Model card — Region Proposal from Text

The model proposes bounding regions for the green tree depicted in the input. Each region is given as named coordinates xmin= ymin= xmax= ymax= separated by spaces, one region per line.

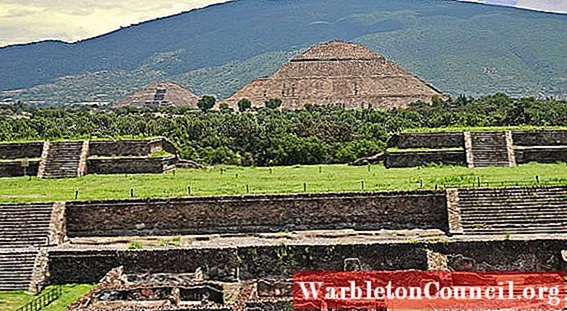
xmin=265 ymin=98 xmax=282 ymax=109
xmin=219 ymin=103 xmax=234 ymax=114
xmin=238 ymin=98 xmax=252 ymax=112
xmin=197 ymin=95 xmax=216 ymax=112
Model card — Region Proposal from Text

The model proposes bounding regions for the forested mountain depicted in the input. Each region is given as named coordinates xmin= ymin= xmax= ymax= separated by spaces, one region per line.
xmin=0 ymin=0 xmax=566 ymax=105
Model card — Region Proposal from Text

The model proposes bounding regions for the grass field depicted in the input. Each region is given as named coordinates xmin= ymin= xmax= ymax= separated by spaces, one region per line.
xmin=0 ymin=284 xmax=93 ymax=311
xmin=0 ymin=163 xmax=566 ymax=203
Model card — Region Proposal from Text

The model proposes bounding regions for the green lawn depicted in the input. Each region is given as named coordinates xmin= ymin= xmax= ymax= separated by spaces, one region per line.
xmin=0 ymin=284 xmax=93 ymax=311
xmin=0 ymin=163 xmax=566 ymax=203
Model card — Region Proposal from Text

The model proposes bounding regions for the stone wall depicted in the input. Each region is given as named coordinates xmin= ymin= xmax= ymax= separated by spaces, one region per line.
xmin=88 ymin=140 xmax=156 ymax=157
xmin=237 ymin=243 xmax=429 ymax=280
xmin=0 ymin=142 xmax=43 ymax=159
xmin=512 ymin=130 xmax=567 ymax=146
xmin=385 ymin=150 xmax=466 ymax=168
xmin=47 ymin=248 xmax=238 ymax=284
xmin=514 ymin=147 xmax=567 ymax=164
xmin=0 ymin=160 xmax=39 ymax=177
xmin=47 ymin=239 xmax=566 ymax=285
xmin=431 ymin=239 xmax=567 ymax=271
xmin=87 ymin=156 xmax=176 ymax=175
xmin=65 ymin=190 xmax=449 ymax=237
xmin=388 ymin=132 xmax=464 ymax=149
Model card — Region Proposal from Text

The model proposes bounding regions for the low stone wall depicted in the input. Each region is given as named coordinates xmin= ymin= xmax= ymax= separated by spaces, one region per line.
xmin=0 ymin=142 xmax=43 ymax=159
xmin=431 ymin=239 xmax=567 ymax=271
xmin=0 ymin=160 xmax=39 ymax=177
xmin=47 ymin=239 xmax=566 ymax=285
xmin=513 ymin=130 xmax=567 ymax=146
xmin=388 ymin=132 xmax=464 ymax=149
xmin=47 ymin=248 xmax=238 ymax=284
xmin=88 ymin=140 xmax=156 ymax=157
xmin=385 ymin=150 xmax=466 ymax=168
xmin=515 ymin=147 xmax=567 ymax=164
xmin=87 ymin=156 xmax=175 ymax=175
xmin=237 ymin=243 xmax=429 ymax=280
xmin=65 ymin=190 xmax=449 ymax=237
xmin=87 ymin=156 xmax=175 ymax=174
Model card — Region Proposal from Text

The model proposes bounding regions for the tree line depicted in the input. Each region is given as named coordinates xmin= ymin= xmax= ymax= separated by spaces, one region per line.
xmin=1 ymin=94 xmax=566 ymax=166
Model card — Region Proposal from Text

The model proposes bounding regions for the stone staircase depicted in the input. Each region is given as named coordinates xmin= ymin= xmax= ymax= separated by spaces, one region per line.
xmin=458 ymin=187 xmax=567 ymax=235
xmin=38 ymin=141 xmax=87 ymax=178
xmin=0 ymin=248 xmax=39 ymax=290
xmin=468 ymin=131 xmax=514 ymax=168
xmin=0 ymin=203 xmax=53 ymax=248
xmin=0 ymin=203 xmax=54 ymax=291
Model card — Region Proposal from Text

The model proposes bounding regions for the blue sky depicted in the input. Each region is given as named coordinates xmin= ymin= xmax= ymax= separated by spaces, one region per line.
xmin=0 ymin=0 xmax=565 ymax=47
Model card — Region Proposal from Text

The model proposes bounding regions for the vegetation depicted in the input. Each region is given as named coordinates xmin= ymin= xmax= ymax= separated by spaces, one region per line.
xmin=0 ymin=94 xmax=566 ymax=166
xmin=127 ymin=240 xmax=144 ymax=249
xmin=238 ymin=98 xmax=252 ymax=112
xmin=1 ymin=0 xmax=566 ymax=105
xmin=197 ymin=95 xmax=216 ymax=112
xmin=0 ymin=284 xmax=94 ymax=311
xmin=0 ymin=163 xmax=565 ymax=203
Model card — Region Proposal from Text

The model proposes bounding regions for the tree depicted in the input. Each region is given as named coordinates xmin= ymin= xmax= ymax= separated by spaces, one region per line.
xmin=265 ymin=98 xmax=282 ymax=109
xmin=197 ymin=95 xmax=216 ymax=112
xmin=219 ymin=103 xmax=234 ymax=114
xmin=237 ymin=98 xmax=252 ymax=112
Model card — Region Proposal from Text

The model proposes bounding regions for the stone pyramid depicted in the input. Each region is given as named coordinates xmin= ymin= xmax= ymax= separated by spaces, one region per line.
xmin=116 ymin=81 xmax=199 ymax=108
xmin=221 ymin=40 xmax=447 ymax=109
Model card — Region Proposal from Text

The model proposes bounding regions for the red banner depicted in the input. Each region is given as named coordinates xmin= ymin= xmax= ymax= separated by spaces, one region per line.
xmin=293 ymin=271 xmax=565 ymax=310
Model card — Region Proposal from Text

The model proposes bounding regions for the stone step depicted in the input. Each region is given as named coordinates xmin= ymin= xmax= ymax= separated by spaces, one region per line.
xmin=462 ymin=211 xmax=567 ymax=217
xmin=459 ymin=192 xmax=567 ymax=198
xmin=462 ymin=219 xmax=567 ymax=226
xmin=460 ymin=203 xmax=567 ymax=209
xmin=462 ymin=227 xmax=567 ymax=234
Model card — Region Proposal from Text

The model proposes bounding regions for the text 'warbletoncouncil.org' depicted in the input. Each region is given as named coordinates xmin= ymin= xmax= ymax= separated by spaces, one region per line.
xmin=293 ymin=271 xmax=565 ymax=310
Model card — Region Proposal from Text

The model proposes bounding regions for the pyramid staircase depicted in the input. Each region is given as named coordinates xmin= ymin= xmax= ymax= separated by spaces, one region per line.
xmin=38 ymin=141 xmax=88 ymax=179
xmin=0 ymin=203 xmax=54 ymax=247
xmin=0 ymin=248 xmax=39 ymax=290
xmin=0 ymin=203 xmax=54 ymax=291
xmin=468 ymin=131 xmax=515 ymax=168
xmin=458 ymin=187 xmax=567 ymax=235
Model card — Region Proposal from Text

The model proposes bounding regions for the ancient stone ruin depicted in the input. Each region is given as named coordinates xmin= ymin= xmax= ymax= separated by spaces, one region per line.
xmin=352 ymin=129 xmax=567 ymax=168
xmin=0 ymin=137 xmax=201 ymax=179
xmin=221 ymin=40 xmax=447 ymax=109
xmin=2 ymin=186 xmax=567 ymax=304
xmin=116 ymin=81 xmax=199 ymax=108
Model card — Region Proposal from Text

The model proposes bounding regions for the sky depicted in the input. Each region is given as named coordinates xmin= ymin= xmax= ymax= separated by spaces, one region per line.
xmin=0 ymin=0 xmax=565 ymax=48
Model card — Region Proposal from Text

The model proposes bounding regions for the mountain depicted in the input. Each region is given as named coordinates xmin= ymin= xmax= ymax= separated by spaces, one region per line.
xmin=0 ymin=0 xmax=566 ymax=105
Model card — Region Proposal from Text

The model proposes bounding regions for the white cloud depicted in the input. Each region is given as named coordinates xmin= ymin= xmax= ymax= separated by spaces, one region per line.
xmin=459 ymin=0 xmax=567 ymax=13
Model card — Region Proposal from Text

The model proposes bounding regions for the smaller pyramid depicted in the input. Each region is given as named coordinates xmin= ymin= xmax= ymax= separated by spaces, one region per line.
xmin=116 ymin=82 xmax=199 ymax=108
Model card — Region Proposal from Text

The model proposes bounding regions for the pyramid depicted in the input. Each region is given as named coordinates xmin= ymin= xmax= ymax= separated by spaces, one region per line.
xmin=116 ymin=82 xmax=199 ymax=108
xmin=221 ymin=41 xmax=447 ymax=109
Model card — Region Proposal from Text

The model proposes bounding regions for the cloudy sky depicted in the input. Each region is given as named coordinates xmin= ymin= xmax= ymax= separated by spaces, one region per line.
xmin=0 ymin=0 xmax=565 ymax=47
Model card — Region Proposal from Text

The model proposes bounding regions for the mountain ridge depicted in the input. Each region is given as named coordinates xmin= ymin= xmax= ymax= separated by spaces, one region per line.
xmin=1 ymin=0 xmax=566 ymax=105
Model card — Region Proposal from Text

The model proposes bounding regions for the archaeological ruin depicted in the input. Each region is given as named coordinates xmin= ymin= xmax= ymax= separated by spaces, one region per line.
xmin=116 ymin=81 xmax=199 ymax=108
xmin=0 ymin=137 xmax=198 ymax=178
xmin=221 ymin=40 xmax=447 ymax=110
xmin=1 ymin=183 xmax=567 ymax=310
xmin=352 ymin=129 xmax=567 ymax=168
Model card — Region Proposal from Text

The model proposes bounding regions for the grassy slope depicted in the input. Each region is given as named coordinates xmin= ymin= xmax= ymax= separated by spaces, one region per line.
xmin=0 ymin=285 xmax=93 ymax=311
xmin=0 ymin=163 xmax=565 ymax=203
